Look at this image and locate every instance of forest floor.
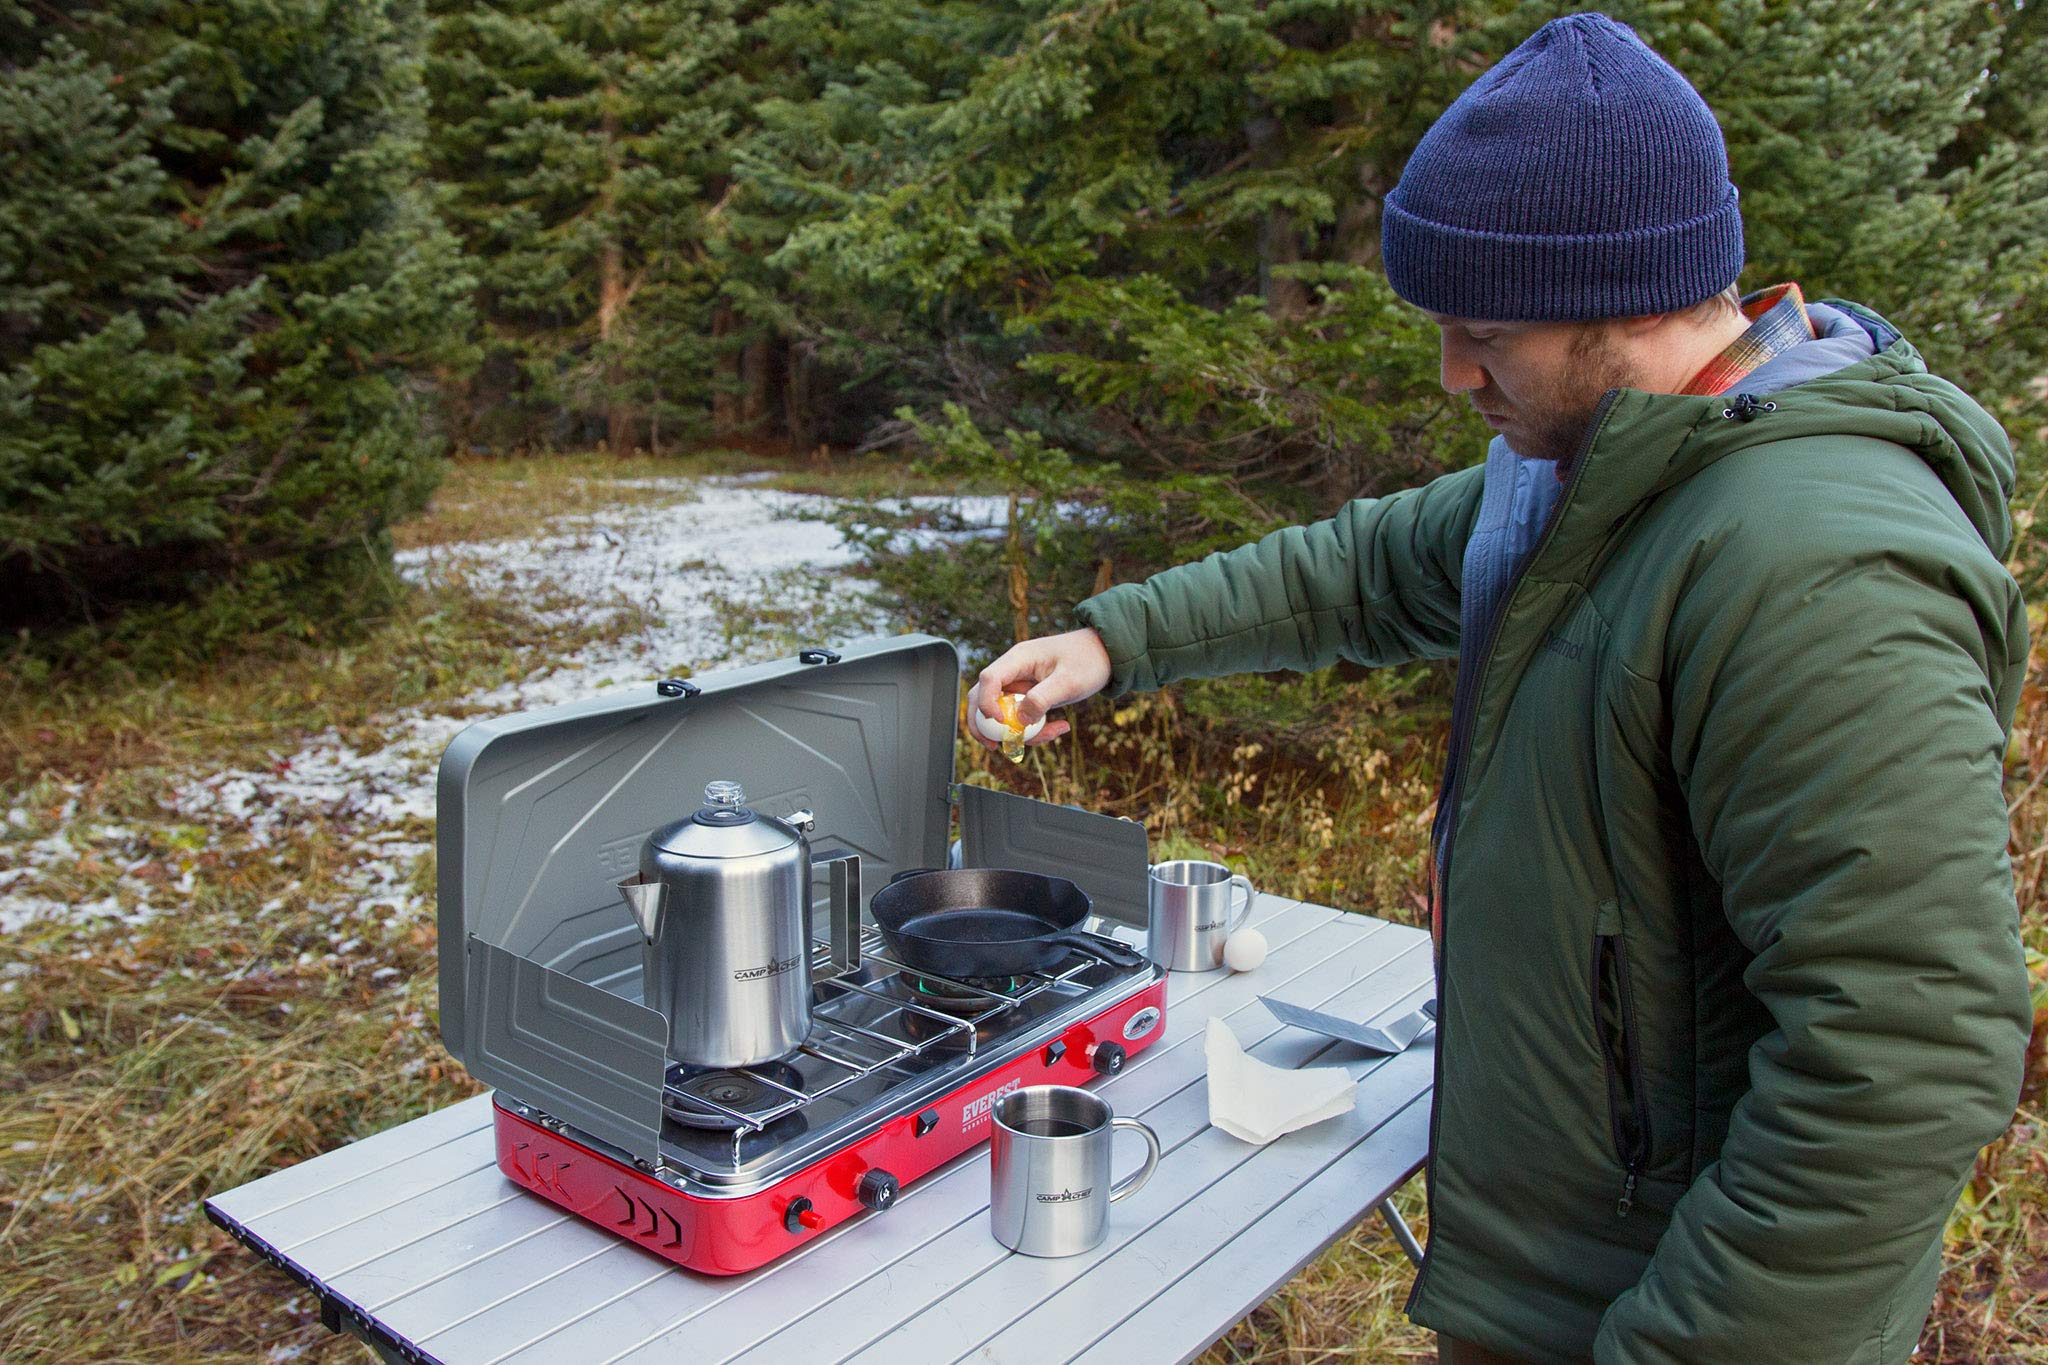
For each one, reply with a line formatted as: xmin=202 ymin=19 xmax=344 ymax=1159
xmin=1 ymin=450 xmax=2042 ymax=1362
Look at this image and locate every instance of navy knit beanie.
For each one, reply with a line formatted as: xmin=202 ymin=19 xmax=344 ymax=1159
xmin=1381 ymin=12 xmax=1744 ymax=322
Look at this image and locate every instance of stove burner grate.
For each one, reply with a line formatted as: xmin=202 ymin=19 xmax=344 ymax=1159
xmin=666 ymin=1061 xmax=805 ymax=1130
xmin=899 ymin=970 xmax=1027 ymax=1018
xmin=652 ymin=939 xmax=1133 ymax=1138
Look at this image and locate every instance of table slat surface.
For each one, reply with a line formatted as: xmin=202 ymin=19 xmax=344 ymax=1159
xmin=206 ymin=896 xmax=1433 ymax=1365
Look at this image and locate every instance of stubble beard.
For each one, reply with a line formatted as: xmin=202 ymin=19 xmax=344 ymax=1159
xmin=1513 ymin=324 xmax=1643 ymax=468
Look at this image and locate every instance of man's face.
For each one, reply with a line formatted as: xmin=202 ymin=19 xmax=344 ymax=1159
xmin=1425 ymin=312 xmax=1645 ymax=465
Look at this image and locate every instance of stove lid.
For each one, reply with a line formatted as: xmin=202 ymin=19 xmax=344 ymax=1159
xmin=435 ymin=633 xmax=960 ymax=1057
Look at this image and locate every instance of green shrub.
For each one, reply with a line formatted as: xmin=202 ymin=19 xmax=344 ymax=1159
xmin=825 ymin=402 xmax=1288 ymax=658
xmin=0 ymin=0 xmax=474 ymax=653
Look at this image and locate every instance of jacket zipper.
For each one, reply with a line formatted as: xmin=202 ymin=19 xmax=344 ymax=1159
xmin=1407 ymin=389 xmax=1621 ymax=1307
xmin=1593 ymin=924 xmax=1651 ymax=1216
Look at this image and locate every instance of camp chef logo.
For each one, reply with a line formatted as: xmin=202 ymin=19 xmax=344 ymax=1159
xmin=962 ymin=1077 xmax=1021 ymax=1128
xmin=732 ymin=954 xmax=802 ymax=982
xmin=1035 ymin=1187 xmax=1095 ymax=1204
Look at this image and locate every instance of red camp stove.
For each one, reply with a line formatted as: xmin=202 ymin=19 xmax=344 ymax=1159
xmin=495 ymin=931 xmax=1166 ymax=1275
xmin=435 ymin=634 xmax=1161 ymax=1278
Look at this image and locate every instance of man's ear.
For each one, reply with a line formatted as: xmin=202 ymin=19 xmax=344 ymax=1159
xmin=1614 ymin=312 xmax=1672 ymax=340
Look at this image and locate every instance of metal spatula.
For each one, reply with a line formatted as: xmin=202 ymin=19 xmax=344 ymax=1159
xmin=1259 ymin=995 xmax=1437 ymax=1055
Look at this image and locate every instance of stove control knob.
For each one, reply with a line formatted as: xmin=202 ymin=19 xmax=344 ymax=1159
xmin=1091 ymin=1041 xmax=1127 ymax=1076
xmin=857 ymin=1170 xmax=900 ymax=1212
xmin=784 ymin=1196 xmax=821 ymax=1234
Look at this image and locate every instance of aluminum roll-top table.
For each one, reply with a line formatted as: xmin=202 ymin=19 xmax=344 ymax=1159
xmin=206 ymin=895 xmax=1434 ymax=1365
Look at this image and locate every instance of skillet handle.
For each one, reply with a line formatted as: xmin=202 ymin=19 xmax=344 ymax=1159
xmin=887 ymin=867 xmax=940 ymax=886
xmin=1043 ymin=930 xmax=1148 ymax=970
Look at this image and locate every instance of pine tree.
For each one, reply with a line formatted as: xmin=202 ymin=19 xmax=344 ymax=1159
xmin=0 ymin=0 xmax=474 ymax=651
xmin=1622 ymin=0 xmax=2048 ymax=515
xmin=425 ymin=0 xmax=742 ymax=453
xmin=747 ymin=0 xmax=2046 ymax=526
xmin=746 ymin=0 xmax=1514 ymax=502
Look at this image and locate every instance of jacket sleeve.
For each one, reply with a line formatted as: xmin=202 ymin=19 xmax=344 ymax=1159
xmin=1594 ymin=527 xmax=2032 ymax=1361
xmin=1070 ymin=462 xmax=1485 ymax=696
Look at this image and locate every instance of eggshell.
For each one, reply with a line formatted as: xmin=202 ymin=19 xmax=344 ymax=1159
xmin=972 ymin=701 xmax=1046 ymax=745
xmin=1223 ymin=927 xmax=1269 ymax=973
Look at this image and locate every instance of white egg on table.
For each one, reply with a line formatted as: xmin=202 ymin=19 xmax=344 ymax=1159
xmin=1223 ymin=927 xmax=1268 ymax=973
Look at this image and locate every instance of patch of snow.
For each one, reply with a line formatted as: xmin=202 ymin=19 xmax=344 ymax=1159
xmin=2 ymin=476 xmax=1006 ymax=940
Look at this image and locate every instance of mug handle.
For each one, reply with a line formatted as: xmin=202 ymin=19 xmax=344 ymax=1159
xmin=1227 ymin=874 xmax=1257 ymax=933
xmin=1108 ymin=1117 xmax=1161 ymax=1203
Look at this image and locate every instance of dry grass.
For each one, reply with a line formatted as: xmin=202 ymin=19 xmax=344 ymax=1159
xmin=1918 ymin=599 xmax=2048 ymax=1361
xmin=0 ymin=886 xmax=467 ymax=1362
xmin=2 ymin=451 xmax=2043 ymax=1363
xmin=0 ymin=455 xmax=669 ymax=1360
xmin=391 ymin=451 xmax=735 ymax=549
xmin=392 ymin=445 xmax=983 ymax=552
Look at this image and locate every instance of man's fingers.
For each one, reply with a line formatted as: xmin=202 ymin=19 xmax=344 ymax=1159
xmin=977 ymin=643 xmax=1049 ymax=719
xmin=964 ymin=716 xmax=1070 ymax=747
xmin=1019 ymin=673 xmax=1065 ymax=725
xmin=968 ymin=630 xmax=1108 ymax=746
xmin=976 ymin=631 xmax=1104 ymax=727
xmin=975 ymin=652 xmax=1036 ymax=719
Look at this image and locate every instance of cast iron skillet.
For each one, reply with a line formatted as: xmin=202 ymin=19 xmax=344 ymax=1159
xmin=869 ymin=868 xmax=1148 ymax=978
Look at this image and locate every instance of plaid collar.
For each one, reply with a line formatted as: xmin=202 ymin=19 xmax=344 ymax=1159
xmin=1678 ymin=282 xmax=1816 ymax=396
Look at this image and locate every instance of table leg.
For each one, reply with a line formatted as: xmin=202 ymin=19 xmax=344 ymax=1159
xmin=1377 ymin=1197 xmax=1425 ymax=1268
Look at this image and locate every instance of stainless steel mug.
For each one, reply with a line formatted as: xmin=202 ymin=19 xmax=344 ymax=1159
xmin=990 ymin=1086 xmax=1159 ymax=1258
xmin=1146 ymin=859 xmax=1255 ymax=972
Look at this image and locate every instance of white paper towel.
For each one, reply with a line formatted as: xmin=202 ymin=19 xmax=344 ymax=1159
xmin=1204 ymin=1016 xmax=1357 ymax=1145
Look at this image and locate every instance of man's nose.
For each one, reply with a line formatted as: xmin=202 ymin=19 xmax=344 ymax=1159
xmin=1439 ymin=338 xmax=1486 ymax=395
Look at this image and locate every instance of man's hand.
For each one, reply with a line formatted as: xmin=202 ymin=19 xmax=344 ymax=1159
xmin=968 ymin=628 xmax=1113 ymax=750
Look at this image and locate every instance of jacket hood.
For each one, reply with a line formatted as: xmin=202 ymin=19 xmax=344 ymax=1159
xmin=1551 ymin=298 xmax=2017 ymax=574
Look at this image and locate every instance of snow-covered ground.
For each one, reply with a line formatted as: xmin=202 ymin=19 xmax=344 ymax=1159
xmin=0 ymin=477 xmax=1005 ymax=939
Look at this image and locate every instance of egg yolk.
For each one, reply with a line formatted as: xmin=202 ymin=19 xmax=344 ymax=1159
xmin=995 ymin=693 xmax=1027 ymax=763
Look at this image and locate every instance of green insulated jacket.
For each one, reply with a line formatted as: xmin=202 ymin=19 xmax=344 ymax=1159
xmin=1072 ymin=301 xmax=2032 ymax=1362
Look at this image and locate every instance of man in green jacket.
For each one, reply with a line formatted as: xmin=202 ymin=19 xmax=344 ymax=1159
xmin=971 ymin=12 xmax=2031 ymax=1362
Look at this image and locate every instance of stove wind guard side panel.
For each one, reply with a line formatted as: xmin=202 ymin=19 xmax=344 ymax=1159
xmin=435 ymin=634 xmax=960 ymax=1160
xmin=957 ymin=783 xmax=1150 ymax=933
xmin=465 ymin=937 xmax=665 ymax=1160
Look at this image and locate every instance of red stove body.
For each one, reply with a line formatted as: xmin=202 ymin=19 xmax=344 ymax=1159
xmin=493 ymin=972 xmax=1168 ymax=1276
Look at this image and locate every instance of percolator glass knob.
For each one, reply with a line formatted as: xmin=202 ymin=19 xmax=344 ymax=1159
xmin=704 ymin=780 xmax=745 ymax=807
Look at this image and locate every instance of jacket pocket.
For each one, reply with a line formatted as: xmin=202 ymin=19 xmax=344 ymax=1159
xmin=1592 ymin=899 xmax=1651 ymax=1218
